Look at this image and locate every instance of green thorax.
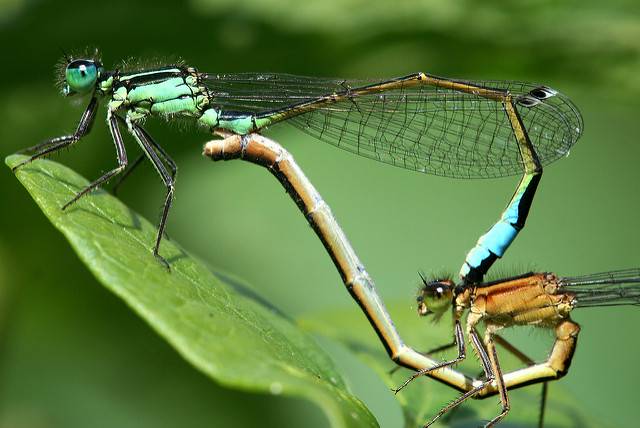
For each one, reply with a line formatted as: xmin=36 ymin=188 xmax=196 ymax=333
xmin=97 ymin=65 xmax=273 ymax=134
xmin=105 ymin=66 xmax=211 ymax=122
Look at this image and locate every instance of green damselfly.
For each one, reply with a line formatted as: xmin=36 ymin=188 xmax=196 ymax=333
xmin=14 ymin=51 xmax=581 ymax=278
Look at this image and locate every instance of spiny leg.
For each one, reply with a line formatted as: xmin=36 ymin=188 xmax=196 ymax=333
xmin=130 ymin=120 xmax=177 ymax=176
xmin=424 ymin=327 xmax=496 ymax=427
xmin=475 ymin=320 xmax=580 ymax=398
xmin=125 ymin=116 xmax=175 ymax=269
xmin=111 ymin=153 xmax=145 ymax=195
xmin=388 ymin=338 xmax=458 ymax=375
xmin=61 ymin=109 xmax=128 ymax=210
xmin=12 ymin=97 xmax=98 ymax=171
xmin=111 ymin=117 xmax=177 ymax=195
xmin=538 ymin=382 xmax=548 ymax=428
xmin=393 ymin=320 xmax=465 ymax=394
xmin=492 ymin=334 xmax=547 ymax=428
xmin=459 ymin=98 xmax=543 ymax=283
xmin=482 ymin=329 xmax=510 ymax=427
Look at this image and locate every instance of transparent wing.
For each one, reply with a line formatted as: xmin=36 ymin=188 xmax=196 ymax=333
xmin=560 ymin=268 xmax=640 ymax=308
xmin=203 ymin=73 xmax=583 ymax=178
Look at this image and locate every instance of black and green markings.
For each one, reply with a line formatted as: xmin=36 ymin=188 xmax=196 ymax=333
xmin=14 ymin=53 xmax=582 ymax=272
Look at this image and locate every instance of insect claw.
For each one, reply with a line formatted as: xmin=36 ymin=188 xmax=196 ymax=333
xmin=154 ymin=252 xmax=171 ymax=272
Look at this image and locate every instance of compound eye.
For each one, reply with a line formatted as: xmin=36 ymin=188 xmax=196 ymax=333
xmin=65 ymin=59 xmax=98 ymax=95
xmin=417 ymin=280 xmax=453 ymax=318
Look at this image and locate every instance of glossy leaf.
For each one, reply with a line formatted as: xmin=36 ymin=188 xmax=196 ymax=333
xmin=6 ymin=154 xmax=377 ymax=428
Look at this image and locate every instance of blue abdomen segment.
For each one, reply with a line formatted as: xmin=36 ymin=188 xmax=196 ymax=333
xmin=460 ymin=171 xmax=541 ymax=282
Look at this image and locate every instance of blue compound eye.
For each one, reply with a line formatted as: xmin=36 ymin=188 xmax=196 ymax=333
xmin=65 ymin=59 xmax=98 ymax=95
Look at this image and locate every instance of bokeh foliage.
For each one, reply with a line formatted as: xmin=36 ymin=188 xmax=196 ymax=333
xmin=1 ymin=0 xmax=638 ymax=427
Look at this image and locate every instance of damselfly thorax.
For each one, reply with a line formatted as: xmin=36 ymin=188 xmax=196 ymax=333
xmin=458 ymin=273 xmax=575 ymax=327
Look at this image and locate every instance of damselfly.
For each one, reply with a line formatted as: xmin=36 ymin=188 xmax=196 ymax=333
xmin=393 ymin=268 xmax=640 ymax=426
xmin=203 ymin=134 xmax=638 ymax=427
xmin=14 ymin=51 xmax=587 ymax=426
xmin=14 ymin=51 xmax=581 ymax=280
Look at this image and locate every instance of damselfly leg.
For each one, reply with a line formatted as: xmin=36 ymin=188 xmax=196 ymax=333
xmin=121 ymin=115 xmax=176 ymax=268
xmin=59 ymin=110 xmax=129 ymax=213
xmin=15 ymin=101 xmax=178 ymax=268
xmin=389 ymin=327 xmax=549 ymax=426
xmin=111 ymin=120 xmax=178 ymax=196
xmin=492 ymin=335 xmax=548 ymax=428
xmin=13 ymin=96 xmax=99 ymax=165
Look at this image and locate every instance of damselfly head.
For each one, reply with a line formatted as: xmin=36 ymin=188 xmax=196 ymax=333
xmin=417 ymin=274 xmax=454 ymax=320
xmin=56 ymin=48 xmax=103 ymax=97
xmin=63 ymin=59 xmax=101 ymax=96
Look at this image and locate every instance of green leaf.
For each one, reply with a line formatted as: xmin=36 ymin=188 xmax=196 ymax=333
xmin=300 ymin=304 xmax=609 ymax=428
xmin=6 ymin=154 xmax=377 ymax=428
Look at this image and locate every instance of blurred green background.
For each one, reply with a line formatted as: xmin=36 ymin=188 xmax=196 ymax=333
xmin=0 ymin=0 xmax=638 ymax=427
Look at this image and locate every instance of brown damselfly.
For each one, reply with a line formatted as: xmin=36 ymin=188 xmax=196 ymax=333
xmin=204 ymin=133 xmax=638 ymax=427
xmin=391 ymin=268 xmax=640 ymax=426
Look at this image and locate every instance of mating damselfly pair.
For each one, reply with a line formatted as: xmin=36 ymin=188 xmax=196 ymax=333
xmin=12 ymin=50 xmax=639 ymax=427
